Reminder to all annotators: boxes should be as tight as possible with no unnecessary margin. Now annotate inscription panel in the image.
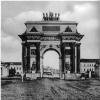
[42,26,60,31]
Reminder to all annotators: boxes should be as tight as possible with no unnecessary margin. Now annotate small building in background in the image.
[80,59,99,73]
[9,62,22,75]
[1,60,100,78]
[1,62,22,77]
[1,62,9,77]
[95,59,100,78]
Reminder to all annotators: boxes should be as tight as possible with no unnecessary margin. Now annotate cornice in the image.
[25,21,78,25]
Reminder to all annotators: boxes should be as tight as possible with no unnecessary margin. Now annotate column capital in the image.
[35,42,40,46]
[22,41,26,44]
[76,43,81,46]
[59,56,62,59]
[21,42,25,45]
[70,42,76,47]
[40,56,43,59]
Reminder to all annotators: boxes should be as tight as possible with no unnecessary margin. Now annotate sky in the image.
[43,51,59,69]
[1,1,100,63]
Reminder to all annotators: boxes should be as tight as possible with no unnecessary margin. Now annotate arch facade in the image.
[19,12,84,79]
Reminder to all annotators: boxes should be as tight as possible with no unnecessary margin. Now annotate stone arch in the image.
[40,44,62,78]
[42,48,60,58]
[40,45,61,58]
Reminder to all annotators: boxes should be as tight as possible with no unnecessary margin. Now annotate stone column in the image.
[22,42,26,72]
[70,43,75,73]
[27,45,30,72]
[75,46,77,73]
[60,42,65,79]
[61,43,65,73]
[40,56,43,77]
[36,43,40,73]
[77,43,81,73]
[59,57,62,78]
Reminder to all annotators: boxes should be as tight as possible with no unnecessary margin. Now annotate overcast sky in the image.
[1,1,100,62]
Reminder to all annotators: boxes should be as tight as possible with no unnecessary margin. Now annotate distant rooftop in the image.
[80,59,100,62]
[1,62,22,65]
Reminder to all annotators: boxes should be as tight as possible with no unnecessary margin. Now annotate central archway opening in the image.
[43,50,60,78]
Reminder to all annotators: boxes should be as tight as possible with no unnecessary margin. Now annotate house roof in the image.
[1,62,22,65]
[80,59,100,63]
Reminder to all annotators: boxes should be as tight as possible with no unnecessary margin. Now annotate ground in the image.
[1,78,100,100]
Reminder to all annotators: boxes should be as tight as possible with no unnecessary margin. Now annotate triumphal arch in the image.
[19,12,84,79]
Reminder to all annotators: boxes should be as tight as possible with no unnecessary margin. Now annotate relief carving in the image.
[56,45,60,48]
[27,36,41,40]
[41,36,59,41]
[40,45,47,51]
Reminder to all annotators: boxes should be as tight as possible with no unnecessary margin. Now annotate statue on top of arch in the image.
[43,12,60,21]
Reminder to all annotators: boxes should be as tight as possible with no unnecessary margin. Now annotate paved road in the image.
[1,78,100,100]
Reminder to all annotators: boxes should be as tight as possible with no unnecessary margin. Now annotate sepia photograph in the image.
[1,0,100,100]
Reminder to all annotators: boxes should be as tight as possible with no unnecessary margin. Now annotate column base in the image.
[59,72,65,79]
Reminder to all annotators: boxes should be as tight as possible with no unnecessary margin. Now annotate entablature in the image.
[19,33,83,42]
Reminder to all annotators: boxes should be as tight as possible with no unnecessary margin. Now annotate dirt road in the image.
[1,78,100,100]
